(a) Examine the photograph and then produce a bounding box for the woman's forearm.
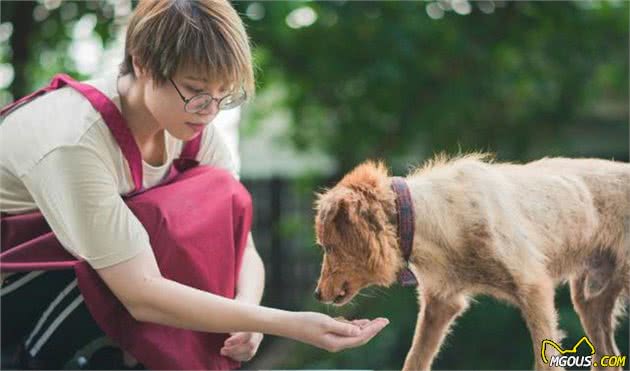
[97,249,381,354]
[97,248,300,341]
[132,275,296,338]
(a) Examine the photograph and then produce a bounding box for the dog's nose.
[313,288,322,301]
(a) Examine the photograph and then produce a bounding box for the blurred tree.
[1,0,118,100]
[237,1,628,171]
[5,1,37,99]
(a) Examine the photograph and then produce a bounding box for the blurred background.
[1,0,628,369]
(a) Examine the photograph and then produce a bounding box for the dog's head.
[313,161,405,305]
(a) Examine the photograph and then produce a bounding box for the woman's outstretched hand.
[291,312,389,353]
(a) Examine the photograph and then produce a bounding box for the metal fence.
[242,177,327,311]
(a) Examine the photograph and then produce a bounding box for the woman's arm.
[97,248,389,352]
[233,234,265,305]
[98,249,285,335]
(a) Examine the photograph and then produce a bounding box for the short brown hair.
[120,0,254,97]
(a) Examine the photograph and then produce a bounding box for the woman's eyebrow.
[183,77,230,94]
[184,76,208,83]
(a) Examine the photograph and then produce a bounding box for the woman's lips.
[186,122,206,133]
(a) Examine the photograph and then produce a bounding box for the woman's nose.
[196,101,219,120]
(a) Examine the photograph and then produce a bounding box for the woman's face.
[136,65,229,141]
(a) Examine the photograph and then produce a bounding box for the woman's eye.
[187,86,203,94]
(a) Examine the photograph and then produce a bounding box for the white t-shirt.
[0,73,238,269]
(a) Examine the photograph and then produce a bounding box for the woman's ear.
[131,55,147,79]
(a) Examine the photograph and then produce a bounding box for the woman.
[0,0,388,369]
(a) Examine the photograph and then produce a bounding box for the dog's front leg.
[402,292,469,371]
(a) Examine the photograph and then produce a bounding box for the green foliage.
[237,1,628,171]
[1,1,117,100]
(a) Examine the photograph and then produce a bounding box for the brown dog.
[313,154,629,370]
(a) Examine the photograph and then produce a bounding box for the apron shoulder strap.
[58,74,204,176]
[1,73,205,190]
[0,74,144,193]
[53,74,144,193]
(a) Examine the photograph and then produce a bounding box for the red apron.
[0,74,252,370]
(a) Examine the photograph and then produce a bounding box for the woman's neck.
[117,74,166,166]
[117,74,163,147]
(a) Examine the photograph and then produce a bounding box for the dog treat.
[334,316,352,324]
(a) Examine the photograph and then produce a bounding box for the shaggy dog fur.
[313,154,629,370]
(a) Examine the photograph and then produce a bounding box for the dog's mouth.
[333,281,354,306]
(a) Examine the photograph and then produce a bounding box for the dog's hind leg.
[402,292,469,371]
[517,280,564,370]
[570,267,625,371]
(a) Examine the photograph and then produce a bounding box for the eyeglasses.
[169,78,247,113]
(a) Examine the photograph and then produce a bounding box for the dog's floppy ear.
[316,189,356,236]
[317,198,340,227]
[320,197,350,229]
[360,207,383,233]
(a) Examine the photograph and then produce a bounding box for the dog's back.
[408,156,630,292]
[522,158,630,290]
[525,157,630,226]
[504,158,629,257]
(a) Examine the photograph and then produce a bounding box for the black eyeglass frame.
[169,78,246,113]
